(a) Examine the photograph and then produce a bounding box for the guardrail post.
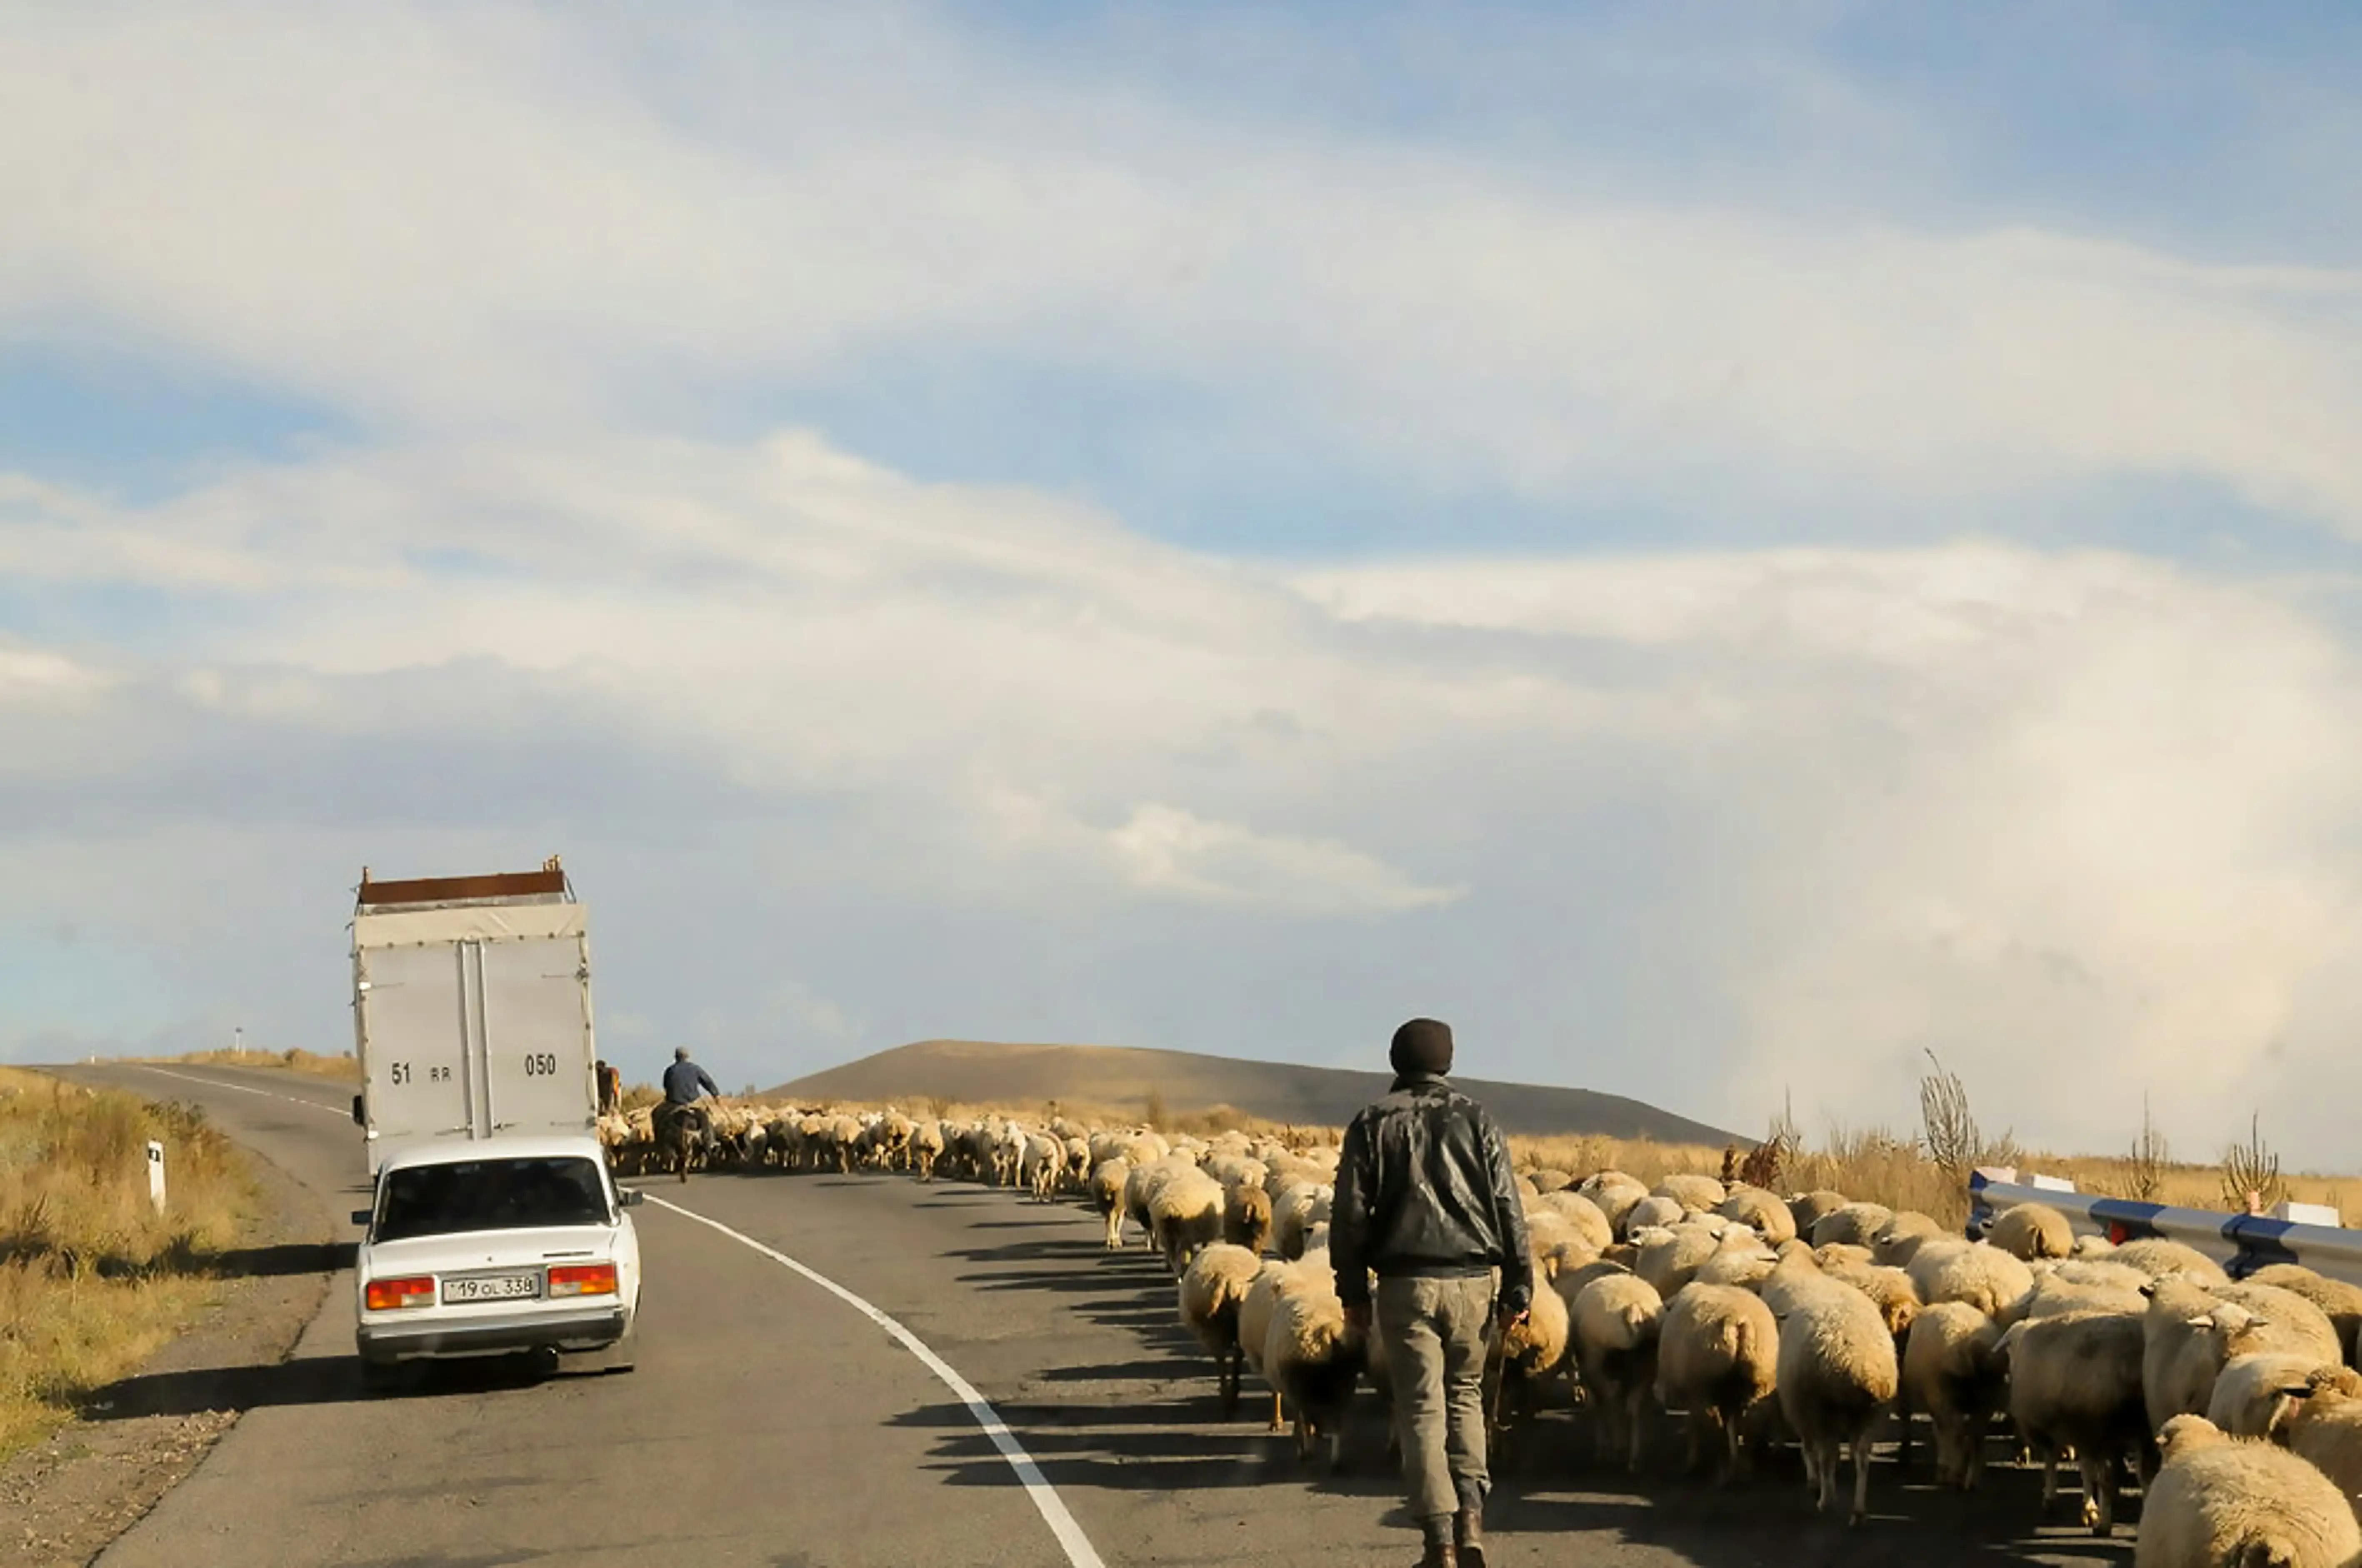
[146,1139,167,1215]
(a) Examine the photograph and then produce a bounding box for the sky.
[5,2,2362,1166]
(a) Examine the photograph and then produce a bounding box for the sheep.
[1621,1194,1688,1236]
[2250,1264,2362,1366]
[1529,1166,1575,1193]
[1810,1202,1894,1251]
[2136,1413,2362,1568]
[1018,1132,1065,1202]
[1493,1262,1574,1466]
[1788,1189,1850,1236]
[1123,1154,1190,1240]
[1902,1302,2007,1491]
[1634,1223,1725,1299]
[1275,1186,1333,1261]
[1653,1172,1727,1213]
[2207,1351,2332,1439]
[1774,1272,1899,1526]
[1180,1242,1265,1417]
[1655,1283,1779,1483]
[1223,1183,1274,1255]
[2015,1266,2148,1322]
[1871,1211,1947,1268]
[2112,1237,2230,1283]
[1237,1259,1292,1432]
[1986,1201,2074,1262]
[2001,1307,2152,1534]
[1714,1186,1798,1246]
[2145,1277,2261,1435]
[2207,1280,2347,1367]
[1692,1245,1776,1291]
[1580,1171,1651,1233]
[909,1118,946,1181]
[1260,1252,1365,1466]
[1090,1158,1132,1249]
[1910,1241,2035,1321]
[1149,1169,1227,1275]
[1537,1190,1616,1253]
[1570,1273,1665,1472]
[2287,1366,2362,1521]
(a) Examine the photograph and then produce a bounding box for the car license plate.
[443,1272,540,1303]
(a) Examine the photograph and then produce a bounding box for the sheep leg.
[2077,1452,2115,1536]
[1962,1412,1987,1492]
[1625,1388,1647,1476]
[1895,1384,1912,1471]
[1218,1348,1240,1419]
[1723,1406,1748,1483]
[2037,1444,2060,1507]
[1849,1433,1873,1528]
[1268,1390,1286,1435]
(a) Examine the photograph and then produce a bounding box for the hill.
[767,1039,1745,1146]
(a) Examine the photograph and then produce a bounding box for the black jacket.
[1329,1071,1532,1316]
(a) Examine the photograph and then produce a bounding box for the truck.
[348,858,600,1174]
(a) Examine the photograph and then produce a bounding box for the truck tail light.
[547,1262,617,1298]
[365,1275,435,1311]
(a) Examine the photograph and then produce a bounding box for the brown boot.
[1455,1507,1485,1568]
[1416,1543,1458,1568]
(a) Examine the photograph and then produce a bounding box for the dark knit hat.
[1390,1017,1454,1078]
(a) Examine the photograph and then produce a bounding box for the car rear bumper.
[357,1304,630,1362]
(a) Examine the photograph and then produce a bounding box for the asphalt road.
[58,1063,2133,1568]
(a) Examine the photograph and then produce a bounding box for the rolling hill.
[767,1039,1745,1146]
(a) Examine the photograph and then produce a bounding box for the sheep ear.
[2190,1314,2215,1329]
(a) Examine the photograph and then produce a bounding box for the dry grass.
[0,1069,257,1460]
[138,1046,360,1082]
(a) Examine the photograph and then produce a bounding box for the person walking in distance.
[1330,1019,1532,1568]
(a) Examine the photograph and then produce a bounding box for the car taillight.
[547,1262,617,1298]
[365,1275,435,1311]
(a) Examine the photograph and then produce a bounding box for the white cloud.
[7,434,2362,1162]
[2,8,2358,534]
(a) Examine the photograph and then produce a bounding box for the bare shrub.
[2221,1112,2287,1215]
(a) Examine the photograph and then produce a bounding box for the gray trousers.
[1376,1273,1496,1527]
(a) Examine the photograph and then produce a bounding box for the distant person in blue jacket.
[662,1047,720,1106]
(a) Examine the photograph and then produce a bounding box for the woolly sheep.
[1495,1262,1573,1465]
[2250,1264,2362,1366]
[1760,1241,1834,1321]
[2145,1278,2264,1435]
[1580,1171,1651,1232]
[1150,1169,1227,1276]
[1902,1302,2007,1491]
[1655,1282,1778,1483]
[1019,1132,1065,1202]
[1692,1246,1776,1291]
[1274,1187,1333,1261]
[1788,1189,1850,1235]
[1872,1211,1947,1268]
[1522,1206,1581,1260]
[1715,1186,1798,1246]
[2015,1266,2148,1323]
[2112,1237,2230,1283]
[1910,1241,2035,1321]
[1237,1258,1290,1429]
[1090,1158,1132,1249]
[1622,1194,1688,1236]
[1223,1184,1274,1255]
[2287,1366,2362,1523]
[1527,1166,1574,1194]
[2207,1280,2347,1367]
[2000,1307,2151,1535]
[909,1119,946,1181]
[1571,1273,1665,1472]
[2136,1414,2362,1568]
[1653,1172,1727,1213]
[1774,1272,1899,1527]
[1810,1203,1895,1251]
[1987,1201,2074,1262]
[1537,1190,1616,1252]
[1124,1154,1192,1239]
[1260,1251,1365,1466]
[1180,1242,1265,1416]
[1536,1238,1601,1281]
[2207,1351,2332,1440]
[1635,1223,1725,1300]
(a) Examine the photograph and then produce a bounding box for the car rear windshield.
[375,1156,612,1241]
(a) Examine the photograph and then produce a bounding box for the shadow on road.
[199,1240,357,1278]
[80,1351,585,1420]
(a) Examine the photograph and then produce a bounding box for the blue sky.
[5,3,2361,1164]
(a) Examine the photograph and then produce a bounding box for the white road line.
[643,1193,1108,1568]
[128,1064,352,1117]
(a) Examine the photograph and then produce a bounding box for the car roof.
[377,1135,607,1174]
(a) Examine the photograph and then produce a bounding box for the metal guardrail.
[1966,1169,2362,1288]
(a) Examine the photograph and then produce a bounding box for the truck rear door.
[479,935,595,1136]
[355,942,469,1144]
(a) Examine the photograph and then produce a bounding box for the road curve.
[58,1064,2124,1567]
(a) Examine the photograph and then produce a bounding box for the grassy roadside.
[0,1069,259,1461]
[135,1046,360,1082]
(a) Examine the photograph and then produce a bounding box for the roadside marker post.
[146,1139,167,1214]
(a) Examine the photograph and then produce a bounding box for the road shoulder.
[0,1126,337,1568]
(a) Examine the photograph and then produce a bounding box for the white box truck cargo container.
[349,859,599,1173]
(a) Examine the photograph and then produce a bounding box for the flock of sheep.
[602,1100,2362,1566]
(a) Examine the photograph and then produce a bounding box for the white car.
[353,1134,643,1387]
